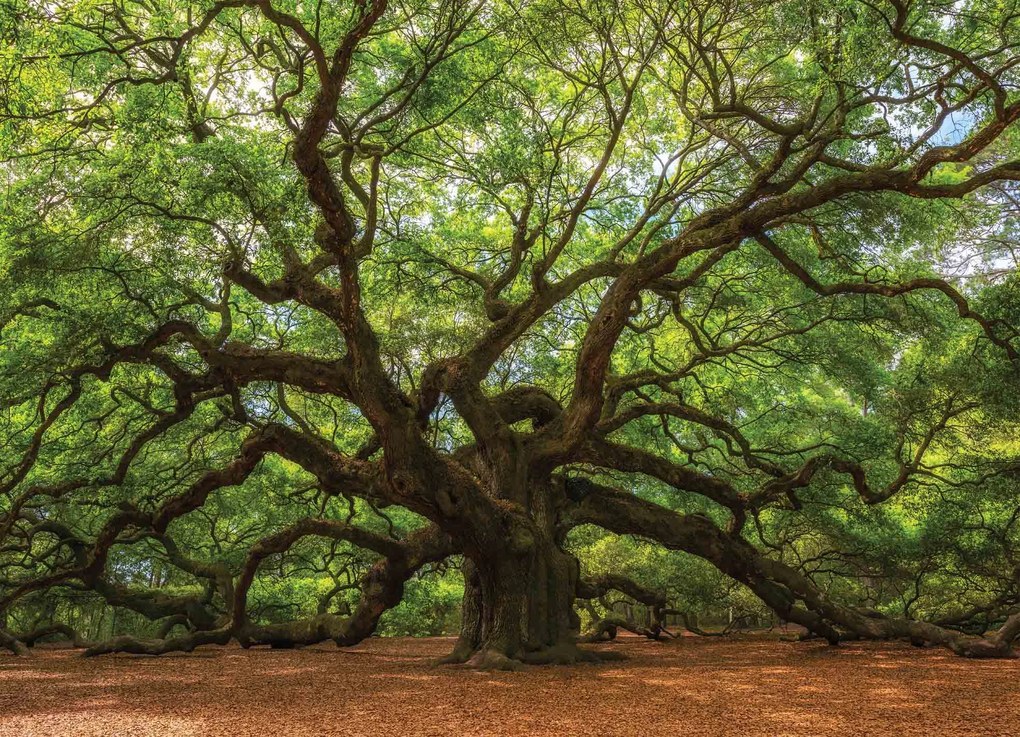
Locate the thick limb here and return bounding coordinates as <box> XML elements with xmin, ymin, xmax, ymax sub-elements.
<box><xmin>0</xmin><ymin>628</ymin><xmax>30</xmax><ymax>656</ymax></box>
<box><xmin>14</xmin><ymin>623</ymin><xmax>91</xmax><ymax>648</ymax></box>
<box><xmin>576</xmin><ymin>574</ymin><xmax>672</xmax><ymax>641</ymax></box>
<box><xmin>567</xmin><ymin>480</ymin><xmax>1017</xmax><ymax>657</ymax></box>
<box><xmin>84</xmin><ymin>628</ymin><xmax>232</xmax><ymax>657</ymax></box>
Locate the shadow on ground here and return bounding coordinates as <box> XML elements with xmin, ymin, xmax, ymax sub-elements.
<box><xmin>1</xmin><ymin>634</ymin><xmax>1017</xmax><ymax>736</ymax></box>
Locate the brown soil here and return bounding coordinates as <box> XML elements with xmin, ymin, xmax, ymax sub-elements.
<box><xmin>1</xmin><ymin>634</ymin><xmax>1017</xmax><ymax>736</ymax></box>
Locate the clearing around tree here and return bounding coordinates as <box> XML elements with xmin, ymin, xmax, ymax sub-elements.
<box><xmin>2</xmin><ymin>636</ymin><xmax>1019</xmax><ymax>737</ymax></box>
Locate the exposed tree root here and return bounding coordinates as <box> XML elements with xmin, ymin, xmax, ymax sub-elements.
<box><xmin>520</xmin><ymin>642</ymin><xmax>608</xmax><ymax>665</ymax></box>
<box><xmin>463</xmin><ymin>648</ymin><xmax>525</xmax><ymax>671</ymax></box>
<box><xmin>442</xmin><ymin>639</ymin><xmax>619</xmax><ymax>669</ymax></box>
<box><xmin>434</xmin><ymin>639</ymin><xmax>477</xmax><ymax>665</ymax></box>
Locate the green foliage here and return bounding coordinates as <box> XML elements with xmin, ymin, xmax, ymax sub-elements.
<box><xmin>0</xmin><ymin>0</ymin><xmax>1018</xmax><ymax>649</ymax></box>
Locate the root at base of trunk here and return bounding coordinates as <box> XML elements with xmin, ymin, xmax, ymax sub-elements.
<box><xmin>438</xmin><ymin>640</ymin><xmax>621</xmax><ymax>670</ymax></box>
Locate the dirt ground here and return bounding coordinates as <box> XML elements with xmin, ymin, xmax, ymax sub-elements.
<box><xmin>1</xmin><ymin>634</ymin><xmax>1018</xmax><ymax>737</ymax></box>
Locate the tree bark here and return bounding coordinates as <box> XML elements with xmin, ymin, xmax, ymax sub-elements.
<box><xmin>439</xmin><ymin>478</ymin><xmax>589</xmax><ymax>669</ymax></box>
<box><xmin>567</xmin><ymin>478</ymin><xmax>1019</xmax><ymax>658</ymax></box>
<box><xmin>452</xmin><ymin>531</ymin><xmax>586</xmax><ymax>668</ymax></box>
<box><xmin>14</xmin><ymin>623</ymin><xmax>91</xmax><ymax>648</ymax></box>
<box><xmin>0</xmin><ymin>627</ymin><xmax>31</xmax><ymax>657</ymax></box>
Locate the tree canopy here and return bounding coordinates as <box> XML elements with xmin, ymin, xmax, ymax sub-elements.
<box><xmin>1</xmin><ymin>0</ymin><xmax>1019</xmax><ymax>666</ymax></box>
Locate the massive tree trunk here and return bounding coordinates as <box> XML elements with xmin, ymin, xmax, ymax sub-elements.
<box><xmin>463</xmin><ymin>548</ymin><xmax>579</xmax><ymax>668</ymax></box>
<box><xmin>441</xmin><ymin>478</ymin><xmax>588</xmax><ymax>669</ymax></box>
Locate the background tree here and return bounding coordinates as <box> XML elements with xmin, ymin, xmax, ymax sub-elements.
<box><xmin>1</xmin><ymin>0</ymin><xmax>1019</xmax><ymax>667</ymax></box>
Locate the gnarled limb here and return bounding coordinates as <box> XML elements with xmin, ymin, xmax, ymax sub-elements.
<box><xmin>0</xmin><ymin>628</ymin><xmax>30</xmax><ymax>657</ymax></box>
<box><xmin>84</xmin><ymin>628</ymin><xmax>233</xmax><ymax>657</ymax></box>
<box><xmin>14</xmin><ymin>623</ymin><xmax>91</xmax><ymax>649</ymax></box>
<box><xmin>567</xmin><ymin>479</ymin><xmax>1018</xmax><ymax>657</ymax></box>
<box><xmin>4</xmin><ymin>0</ymin><xmax>1020</xmax><ymax>671</ymax></box>
<box><xmin>576</xmin><ymin>574</ymin><xmax>673</xmax><ymax>642</ymax></box>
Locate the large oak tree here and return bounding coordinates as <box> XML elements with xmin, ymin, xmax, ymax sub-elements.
<box><xmin>2</xmin><ymin>0</ymin><xmax>1020</xmax><ymax>666</ymax></box>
